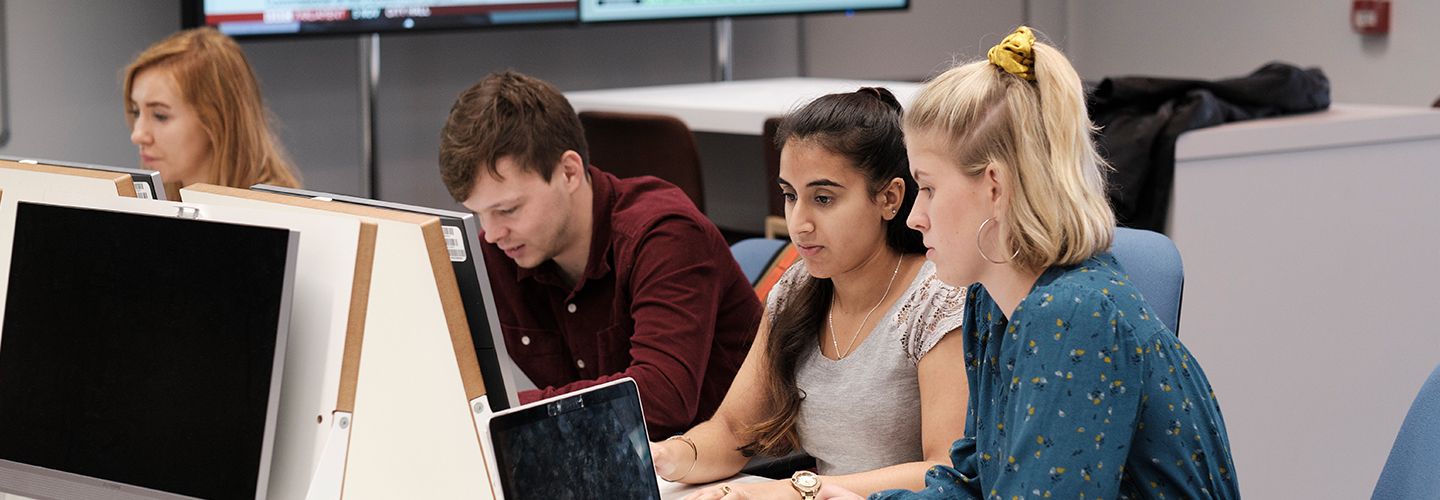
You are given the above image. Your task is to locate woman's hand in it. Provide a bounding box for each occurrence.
[681,482,751,500]
[681,479,796,499]
[816,484,865,500]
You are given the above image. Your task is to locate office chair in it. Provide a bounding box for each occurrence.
[578,111,706,212]
[1372,363,1440,499]
[730,237,790,286]
[1110,227,1185,335]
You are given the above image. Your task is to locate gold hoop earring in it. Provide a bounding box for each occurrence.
[976,217,1019,264]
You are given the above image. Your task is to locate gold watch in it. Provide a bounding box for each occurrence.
[790,470,821,499]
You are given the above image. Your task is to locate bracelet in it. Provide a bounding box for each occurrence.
[660,435,698,482]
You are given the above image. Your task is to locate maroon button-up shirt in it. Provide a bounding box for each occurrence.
[479,166,761,436]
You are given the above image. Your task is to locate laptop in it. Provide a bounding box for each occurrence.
[482,378,661,500]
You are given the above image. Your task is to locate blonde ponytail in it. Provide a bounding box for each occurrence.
[906,27,1113,270]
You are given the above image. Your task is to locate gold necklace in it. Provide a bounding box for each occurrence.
[828,255,904,360]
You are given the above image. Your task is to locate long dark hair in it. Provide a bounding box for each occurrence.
[740,87,925,457]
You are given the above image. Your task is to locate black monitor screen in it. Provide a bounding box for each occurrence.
[490,380,657,500]
[185,0,579,37]
[0,203,293,500]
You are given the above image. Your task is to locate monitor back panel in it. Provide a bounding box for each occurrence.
[185,185,496,499]
[248,183,522,411]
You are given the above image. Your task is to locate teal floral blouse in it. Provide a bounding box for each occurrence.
[873,253,1238,499]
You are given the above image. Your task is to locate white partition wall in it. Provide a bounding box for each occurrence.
[182,185,497,500]
[1168,104,1440,500]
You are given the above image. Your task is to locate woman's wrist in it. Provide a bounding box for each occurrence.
[659,434,698,482]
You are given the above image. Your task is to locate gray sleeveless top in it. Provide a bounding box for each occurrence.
[766,259,966,475]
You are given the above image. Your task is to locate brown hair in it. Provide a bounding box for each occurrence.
[439,70,590,202]
[739,88,922,458]
[123,27,300,188]
[906,29,1113,270]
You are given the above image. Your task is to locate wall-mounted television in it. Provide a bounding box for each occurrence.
[578,0,908,23]
[182,0,579,38]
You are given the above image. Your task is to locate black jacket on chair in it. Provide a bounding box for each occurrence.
[1088,62,1331,233]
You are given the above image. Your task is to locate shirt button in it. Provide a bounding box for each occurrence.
[567,303,577,313]
[520,336,531,346]
[576,359,586,369]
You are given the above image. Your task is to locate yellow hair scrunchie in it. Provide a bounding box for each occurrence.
[987,26,1037,81]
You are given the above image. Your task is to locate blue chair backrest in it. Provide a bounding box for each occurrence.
[1372,363,1440,499]
[1110,227,1185,335]
[730,238,789,286]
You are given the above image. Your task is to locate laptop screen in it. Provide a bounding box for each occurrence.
[489,379,659,500]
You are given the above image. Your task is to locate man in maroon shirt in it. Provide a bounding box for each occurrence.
[437,70,761,437]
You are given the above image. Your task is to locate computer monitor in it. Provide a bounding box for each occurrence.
[0,201,297,500]
[183,0,579,38]
[578,0,908,23]
[250,185,525,412]
[0,155,167,200]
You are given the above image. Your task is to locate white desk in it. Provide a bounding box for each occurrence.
[566,77,923,135]
[566,78,923,233]
[1168,104,1440,500]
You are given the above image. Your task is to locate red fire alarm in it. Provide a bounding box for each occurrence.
[1352,0,1391,35]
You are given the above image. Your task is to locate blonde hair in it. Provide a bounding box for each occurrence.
[123,27,300,188]
[906,30,1113,270]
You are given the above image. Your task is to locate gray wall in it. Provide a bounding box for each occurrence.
[1065,0,1440,106]
[0,1,174,166]
[242,37,364,197]
[801,0,1023,81]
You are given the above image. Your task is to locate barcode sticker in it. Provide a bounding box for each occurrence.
[441,226,467,262]
[133,182,154,200]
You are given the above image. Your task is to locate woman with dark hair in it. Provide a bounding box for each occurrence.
[651,88,969,499]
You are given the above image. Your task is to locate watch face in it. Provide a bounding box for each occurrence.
[792,471,820,492]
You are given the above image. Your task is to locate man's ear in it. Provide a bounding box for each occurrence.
[557,150,586,192]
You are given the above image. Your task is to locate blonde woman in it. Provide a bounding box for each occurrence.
[124,27,300,189]
[830,27,1237,499]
